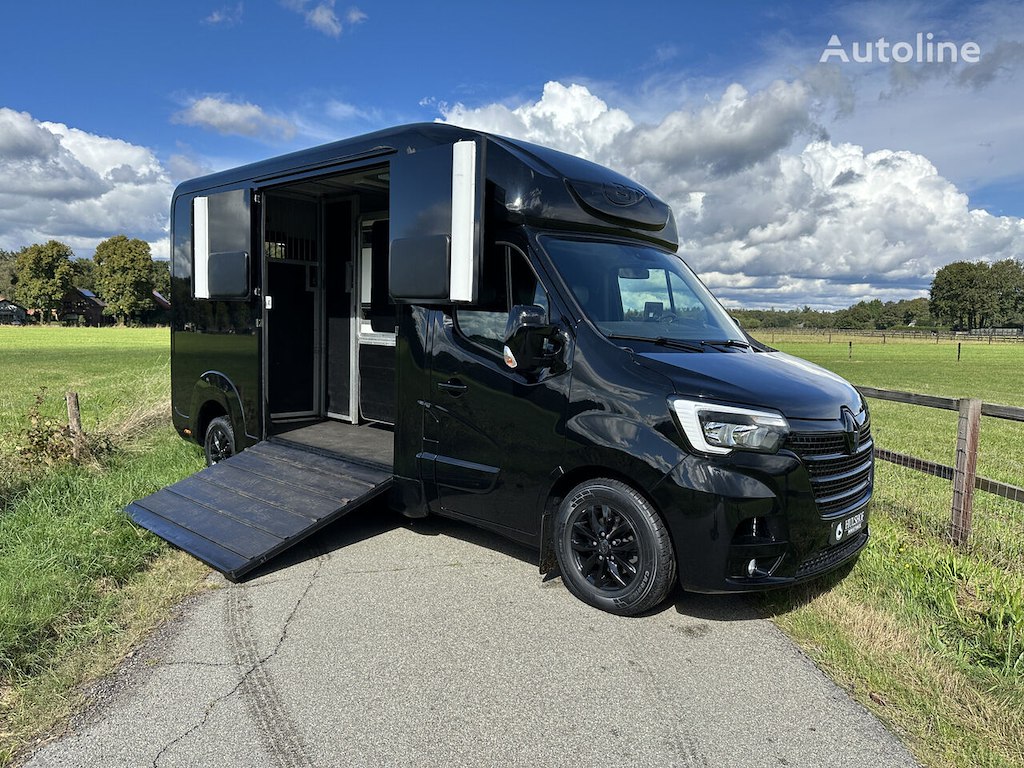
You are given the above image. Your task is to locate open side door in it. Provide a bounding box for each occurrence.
[126,442,392,580]
[388,139,485,304]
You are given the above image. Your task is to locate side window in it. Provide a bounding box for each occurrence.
[455,245,547,355]
[194,189,251,300]
[171,196,192,283]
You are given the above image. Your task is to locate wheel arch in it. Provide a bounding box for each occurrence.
[189,371,247,446]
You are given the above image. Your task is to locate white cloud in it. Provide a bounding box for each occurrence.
[443,82,634,160]
[203,3,243,26]
[306,2,341,37]
[621,81,819,180]
[0,109,106,201]
[281,0,364,37]
[441,81,1024,310]
[173,95,297,140]
[0,109,173,259]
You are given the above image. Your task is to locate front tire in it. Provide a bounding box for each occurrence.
[554,478,676,616]
[203,416,235,466]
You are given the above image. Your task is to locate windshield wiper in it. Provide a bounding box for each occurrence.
[606,334,705,353]
[700,339,750,350]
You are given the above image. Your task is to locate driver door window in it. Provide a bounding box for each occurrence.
[455,245,547,355]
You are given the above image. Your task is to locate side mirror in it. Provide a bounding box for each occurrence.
[502,304,557,371]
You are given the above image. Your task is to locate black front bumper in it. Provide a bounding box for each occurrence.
[649,433,873,593]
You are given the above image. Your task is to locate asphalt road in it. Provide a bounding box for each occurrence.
[24,502,919,768]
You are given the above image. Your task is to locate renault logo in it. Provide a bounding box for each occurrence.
[841,407,860,454]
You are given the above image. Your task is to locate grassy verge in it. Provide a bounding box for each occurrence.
[761,334,1024,768]
[0,327,207,766]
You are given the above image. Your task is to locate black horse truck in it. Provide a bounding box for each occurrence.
[127,123,873,615]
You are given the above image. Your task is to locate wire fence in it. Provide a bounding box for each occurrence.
[856,385,1024,546]
[759,327,1024,345]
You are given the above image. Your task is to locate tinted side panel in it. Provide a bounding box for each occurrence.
[390,235,449,301]
[359,344,395,423]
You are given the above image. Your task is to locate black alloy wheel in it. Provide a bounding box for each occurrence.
[554,478,676,616]
[570,502,641,591]
[203,415,235,466]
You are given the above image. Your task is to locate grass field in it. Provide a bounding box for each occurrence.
[759,331,1024,768]
[0,326,173,436]
[757,330,1024,405]
[0,326,1021,767]
[0,327,207,766]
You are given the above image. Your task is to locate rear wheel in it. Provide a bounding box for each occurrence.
[203,415,235,466]
[554,478,676,616]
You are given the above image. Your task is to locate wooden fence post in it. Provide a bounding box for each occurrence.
[950,397,982,546]
[66,391,85,462]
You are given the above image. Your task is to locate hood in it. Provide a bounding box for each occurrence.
[635,350,864,421]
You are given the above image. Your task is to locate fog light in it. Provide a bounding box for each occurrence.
[747,559,758,577]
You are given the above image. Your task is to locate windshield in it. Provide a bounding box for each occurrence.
[540,237,745,345]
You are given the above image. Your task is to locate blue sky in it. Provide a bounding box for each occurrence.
[2,0,1023,309]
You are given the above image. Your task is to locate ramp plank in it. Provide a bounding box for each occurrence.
[127,503,251,575]
[255,440,390,484]
[195,464,358,516]
[125,440,392,579]
[225,449,376,498]
[163,475,315,538]
[131,491,283,560]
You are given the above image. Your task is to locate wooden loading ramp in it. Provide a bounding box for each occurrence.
[126,440,392,580]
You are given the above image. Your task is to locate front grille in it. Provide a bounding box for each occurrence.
[787,419,872,456]
[787,417,874,518]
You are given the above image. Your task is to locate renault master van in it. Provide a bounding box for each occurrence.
[127,124,873,615]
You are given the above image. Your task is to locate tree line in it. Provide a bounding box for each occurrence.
[732,259,1024,332]
[0,237,170,325]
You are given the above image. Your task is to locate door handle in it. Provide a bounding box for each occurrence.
[437,379,468,395]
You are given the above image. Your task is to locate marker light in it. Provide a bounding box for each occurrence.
[669,398,790,455]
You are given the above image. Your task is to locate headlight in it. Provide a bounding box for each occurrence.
[669,398,789,455]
